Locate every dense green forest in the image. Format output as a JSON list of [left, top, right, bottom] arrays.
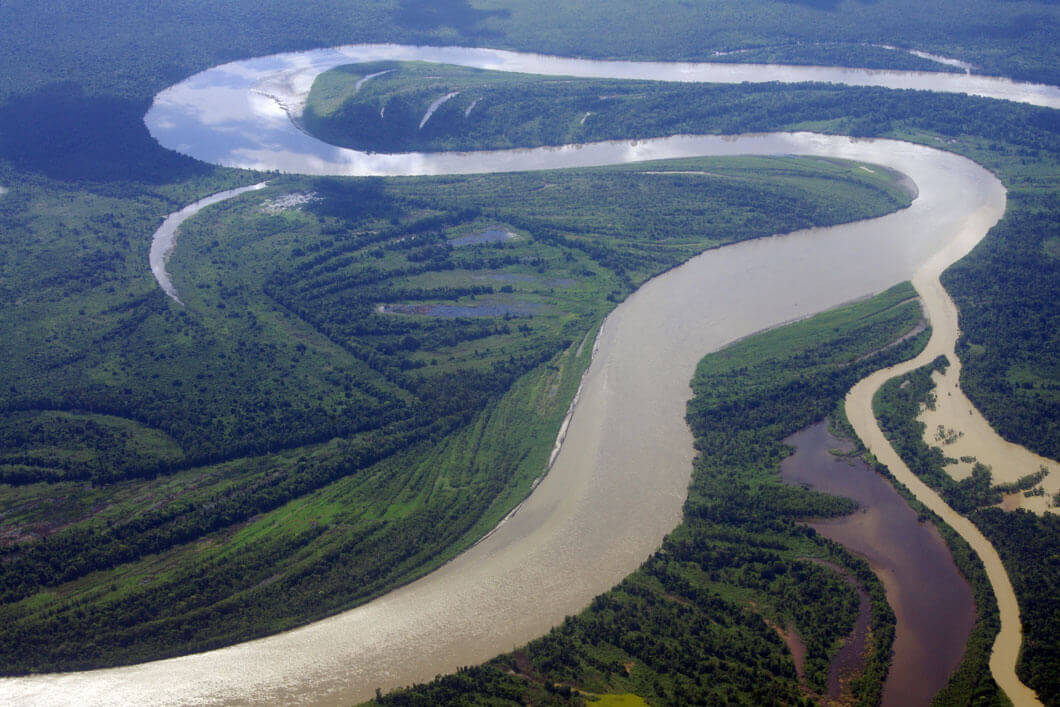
[[0, 1, 1057, 702], [304, 59, 1060, 155], [371, 284, 1003, 705], [874, 360, 1060, 703], [1, 0, 1057, 111], [943, 195, 1060, 460]]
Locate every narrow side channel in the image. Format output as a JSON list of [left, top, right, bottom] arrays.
[[149, 182, 267, 303]]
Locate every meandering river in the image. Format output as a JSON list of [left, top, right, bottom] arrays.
[[3, 45, 1051, 705], [143, 43, 1060, 177], [149, 182, 267, 303]]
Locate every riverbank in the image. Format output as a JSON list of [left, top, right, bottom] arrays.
[[148, 182, 267, 303], [803, 558, 873, 704]]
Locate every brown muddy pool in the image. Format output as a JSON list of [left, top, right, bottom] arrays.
[[781, 420, 976, 706]]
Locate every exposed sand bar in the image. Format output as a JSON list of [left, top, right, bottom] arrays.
[[871, 44, 975, 73], [354, 69, 394, 94], [844, 220, 1043, 705], [149, 182, 267, 303], [918, 364, 1058, 513], [418, 91, 459, 129]]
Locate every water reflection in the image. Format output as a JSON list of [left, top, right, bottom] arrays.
[[145, 43, 1060, 176]]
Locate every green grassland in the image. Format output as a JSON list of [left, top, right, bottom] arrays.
[[0, 156, 912, 671], [373, 284, 943, 706]]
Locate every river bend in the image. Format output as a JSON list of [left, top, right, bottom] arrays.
[[144, 43, 1060, 177], [2, 46, 1046, 705]]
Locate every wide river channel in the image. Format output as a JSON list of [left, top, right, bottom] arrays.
[[4, 44, 1053, 705]]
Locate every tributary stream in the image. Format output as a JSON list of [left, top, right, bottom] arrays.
[[0, 45, 1047, 705]]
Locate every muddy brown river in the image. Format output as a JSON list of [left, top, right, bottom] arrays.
[[0, 45, 1042, 705], [782, 421, 976, 705]]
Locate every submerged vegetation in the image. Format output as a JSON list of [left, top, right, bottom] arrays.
[[874, 360, 1060, 704]]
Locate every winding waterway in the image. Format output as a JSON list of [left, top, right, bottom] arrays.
[[149, 182, 267, 303], [3, 46, 1051, 705], [144, 43, 1060, 174], [782, 421, 976, 705], [843, 229, 1045, 706]]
